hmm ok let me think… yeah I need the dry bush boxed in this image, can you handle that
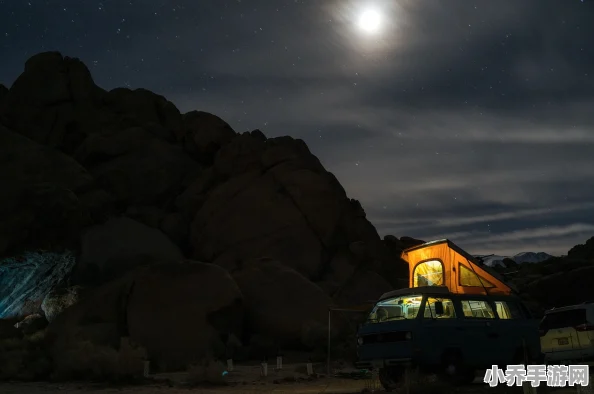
[383,368,524,394]
[0,330,52,381]
[395,370,451,394]
[51,338,147,382]
[186,358,228,386]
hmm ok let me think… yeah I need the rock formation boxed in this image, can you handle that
[0,52,411,369]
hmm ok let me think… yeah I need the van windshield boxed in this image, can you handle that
[367,295,422,323]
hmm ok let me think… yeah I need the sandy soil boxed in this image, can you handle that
[0,364,586,394]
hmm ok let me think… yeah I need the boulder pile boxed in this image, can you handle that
[0,52,415,370]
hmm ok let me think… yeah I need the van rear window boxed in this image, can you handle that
[494,301,524,319]
[541,309,586,329]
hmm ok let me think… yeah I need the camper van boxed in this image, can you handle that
[355,239,542,390]
[540,303,594,363]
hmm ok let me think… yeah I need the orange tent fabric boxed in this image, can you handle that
[400,239,513,295]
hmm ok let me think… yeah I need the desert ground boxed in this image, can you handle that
[0,363,587,394]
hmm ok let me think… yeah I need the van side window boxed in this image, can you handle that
[424,297,456,319]
[494,301,524,319]
[413,260,444,287]
[461,300,495,319]
[458,264,495,287]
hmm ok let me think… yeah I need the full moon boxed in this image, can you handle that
[358,9,381,33]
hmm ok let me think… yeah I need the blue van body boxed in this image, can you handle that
[355,286,542,386]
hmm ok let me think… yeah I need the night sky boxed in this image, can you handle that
[1,0,594,257]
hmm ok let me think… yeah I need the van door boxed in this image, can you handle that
[458,299,503,367]
[417,296,460,366]
[491,299,537,363]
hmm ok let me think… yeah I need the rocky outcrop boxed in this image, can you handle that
[103,87,181,141]
[73,217,184,284]
[0,251,76,319]
[332,269,393,307]
[522,265,594,309]
[41,285,83,323]
[231,258,335,348]
[0,52,108,150]
[179,111,236,165]
[189,134,392,292]
[0,126,99,256]
[567,236,594,260]
[504,236,594,313]
[73,126,200,207]
[0,52,412,365]
[14,313,48,335]
[48,261,243,371]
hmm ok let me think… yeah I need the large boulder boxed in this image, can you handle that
[192,170,324,278]
[0,125,101,255]
[127,261,243,370]
[231,258,334,349]
[179,111,236,165]
[48,261,243,371]
[189,134,392,286]
[41,285,83,323]
[74,126,200,207]
[333,269,393,307]
[14,313,48,335]
[73,217,184,284]
[0,52,108,151]
[103,87,182,142]
[523,266,594,309]
[0,251,76,319]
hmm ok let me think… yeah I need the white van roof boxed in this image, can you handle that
[545,302,594,314]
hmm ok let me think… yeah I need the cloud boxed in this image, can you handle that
[372,202,594,231]
[456,223,594,256]
[2,0,594,258]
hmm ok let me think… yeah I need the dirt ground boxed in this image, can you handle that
[0,379,582,394]
[0,364,587,394]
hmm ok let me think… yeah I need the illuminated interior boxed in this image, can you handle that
[423,297,456,319]
[458,264,495,288]
[412,260,443,287]
[494,300,523,319]
[461,300,495,318]
[367,295,423,323]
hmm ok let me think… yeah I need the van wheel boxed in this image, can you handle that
[438,351,475,386]
[378,367,404,392]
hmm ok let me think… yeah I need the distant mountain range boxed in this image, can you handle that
[477,252,555,267]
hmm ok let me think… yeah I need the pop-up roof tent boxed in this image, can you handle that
[400,239,517,295]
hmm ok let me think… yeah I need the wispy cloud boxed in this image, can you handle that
[3,0,594,259]
[456,223,594,256]
[372,202,594,231]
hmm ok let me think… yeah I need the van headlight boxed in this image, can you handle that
[405,332,412,340]
[357,337,364,346]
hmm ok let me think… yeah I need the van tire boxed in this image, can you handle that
[438,350,475,386]
[378,367,404,392]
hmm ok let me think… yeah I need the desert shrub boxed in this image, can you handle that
[50,338,147,382]
[186,357,228,386]
[381,369,524,394]
[0,331,52,381]
[239,334,277,361]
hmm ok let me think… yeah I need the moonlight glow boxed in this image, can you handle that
[358,9,381,33]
